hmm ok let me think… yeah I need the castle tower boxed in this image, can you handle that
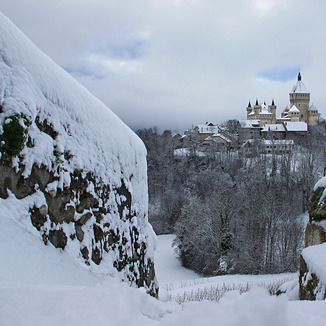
[268,99,277,124]
[246,101,253,119]
[308,103,319,125]
[289,72,310,123]
[254,98,260,115]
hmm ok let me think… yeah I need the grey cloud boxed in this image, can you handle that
[2,0,326,132]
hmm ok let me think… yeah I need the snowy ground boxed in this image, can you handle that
[1,224,326,325]
[155,235,296,303]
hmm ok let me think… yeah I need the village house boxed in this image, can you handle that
[193,122,238,152]
[237,120,261,143]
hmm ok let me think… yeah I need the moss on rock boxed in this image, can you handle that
[1,114,30,157]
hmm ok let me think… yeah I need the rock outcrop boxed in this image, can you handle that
[0,13,158,296]
[299,177,326,300]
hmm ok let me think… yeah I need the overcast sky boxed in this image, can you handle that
[2,0,326,132]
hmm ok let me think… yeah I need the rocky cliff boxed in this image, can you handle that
[0,13,158,296]
[299,177,326,300]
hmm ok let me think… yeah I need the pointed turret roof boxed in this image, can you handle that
[248,101,252,108]
[309,103,318,111]
[271,99,275,106]
[290,72,309,94]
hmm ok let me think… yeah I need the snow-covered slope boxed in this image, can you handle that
[154,234,199,284]
[2,225,326,326]
[0,197,101,288]
[0,215,175,325]
[0,12,156,295]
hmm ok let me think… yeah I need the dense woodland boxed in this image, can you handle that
[136,122,326,276]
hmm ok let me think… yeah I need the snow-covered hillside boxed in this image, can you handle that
[2,228,326,326]
[0,12,156,294]
[0,216,174,325]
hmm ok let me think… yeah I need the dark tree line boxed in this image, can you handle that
[136,121,326,275]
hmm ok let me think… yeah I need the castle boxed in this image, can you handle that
[246,73,319,127]
[176,73,320,153]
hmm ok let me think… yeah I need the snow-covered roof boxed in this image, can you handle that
[260,103,272,114]
[261,124,286,132]
[291,81,309,94]
[289,105,300,113]
[172,132,181,138]
[284,121,308,132]
[211,133,232,143]
[242,139,294,147]
[278,117,291,121]
[263,139,294,145]
[290,73,309,94]
[195,124,219,134]
[239,120,261,128]
[309,103,318,111]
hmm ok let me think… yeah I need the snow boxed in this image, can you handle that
[211,133,232,142]
[0,12,156,285]
[0,201,100,288]
[195,124,219,134]
[160,288,287,326]
[290,80,309,94]
[289,105,300,113]
[261,124,286,132]
[309,103,318,111]
[263,139,293,145]
[0,12,147,208]
[313,176,326,204]
[154,235,199,284]
[314,176,326,191]
[173,148,205,157]
[283,121,308,132]
[2,222,326,325]
[239,120,261,128]
[1,11,326,326]
[203,133,231,144]
[260,103,272,114]
[301,243,326,286]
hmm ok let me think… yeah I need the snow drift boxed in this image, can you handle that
[0,12,157,295]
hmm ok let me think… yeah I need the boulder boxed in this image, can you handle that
[299,177,326,300]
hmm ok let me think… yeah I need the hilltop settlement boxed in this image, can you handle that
[173,73,320,155]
